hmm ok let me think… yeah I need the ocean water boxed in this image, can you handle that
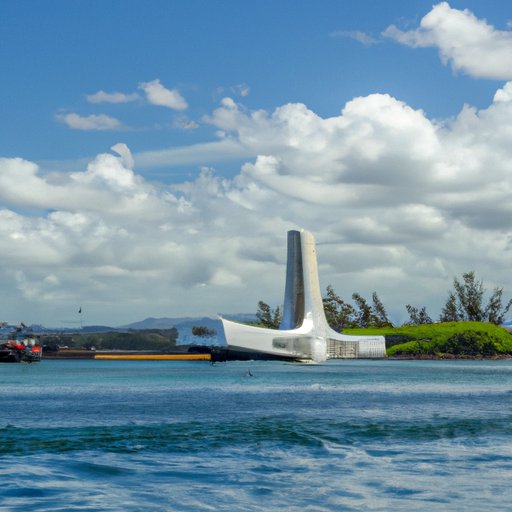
[1,359,512,511]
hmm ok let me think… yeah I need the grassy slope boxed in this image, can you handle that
[344,322,512,357]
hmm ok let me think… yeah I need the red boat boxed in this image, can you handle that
[0,337,42,363]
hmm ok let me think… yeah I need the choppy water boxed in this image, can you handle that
[1,359,512,511]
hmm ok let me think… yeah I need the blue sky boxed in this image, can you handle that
[2,1,505,164]
[1,1,512,327]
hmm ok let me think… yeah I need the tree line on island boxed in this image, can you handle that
[256,271,512,330]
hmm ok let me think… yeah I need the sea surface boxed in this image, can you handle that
[1,359,512,511]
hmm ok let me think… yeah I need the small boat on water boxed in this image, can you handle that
[0,337,42,363]
[0,323,42,363]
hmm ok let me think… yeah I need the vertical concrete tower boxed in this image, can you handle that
[221,229,386,362]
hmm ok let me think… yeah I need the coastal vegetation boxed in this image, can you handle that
[43,329,178,352]
[191,325,217,338]
[346,322,512,358]
[255,301,282,328]
[255,288,392,330]
[432,271,511,325]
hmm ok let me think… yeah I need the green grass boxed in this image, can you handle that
[344,322,512,357]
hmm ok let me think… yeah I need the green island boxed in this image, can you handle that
[346,322,512,359]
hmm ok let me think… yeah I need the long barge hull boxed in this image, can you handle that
[43,350,212,361]
[94,353,211,361]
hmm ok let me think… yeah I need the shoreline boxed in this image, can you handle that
[389,354,512,360]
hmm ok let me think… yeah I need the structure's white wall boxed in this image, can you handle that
[357,339,387,358]
[222,229,386,362]
[300,231,330,338]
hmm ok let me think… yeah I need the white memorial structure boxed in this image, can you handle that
[221,229,386,362]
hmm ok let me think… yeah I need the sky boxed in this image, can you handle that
[1,1,512,328]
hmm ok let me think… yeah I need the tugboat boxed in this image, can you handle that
[0,324,42,363]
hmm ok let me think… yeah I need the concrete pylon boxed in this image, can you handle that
[221,229,386,362]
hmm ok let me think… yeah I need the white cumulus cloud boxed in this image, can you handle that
[383,2,512,80]
[86,90,140,104]
[139,79,188,110]
[56,113,121,131]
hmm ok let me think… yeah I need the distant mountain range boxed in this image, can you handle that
[1,313,257,346]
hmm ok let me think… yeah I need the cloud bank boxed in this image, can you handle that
[4,76,512,325]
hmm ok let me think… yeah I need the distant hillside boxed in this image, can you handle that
[120,313,255,330]
[3,314,258,347]
[119,317,196,330]
[120,313,257,345]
